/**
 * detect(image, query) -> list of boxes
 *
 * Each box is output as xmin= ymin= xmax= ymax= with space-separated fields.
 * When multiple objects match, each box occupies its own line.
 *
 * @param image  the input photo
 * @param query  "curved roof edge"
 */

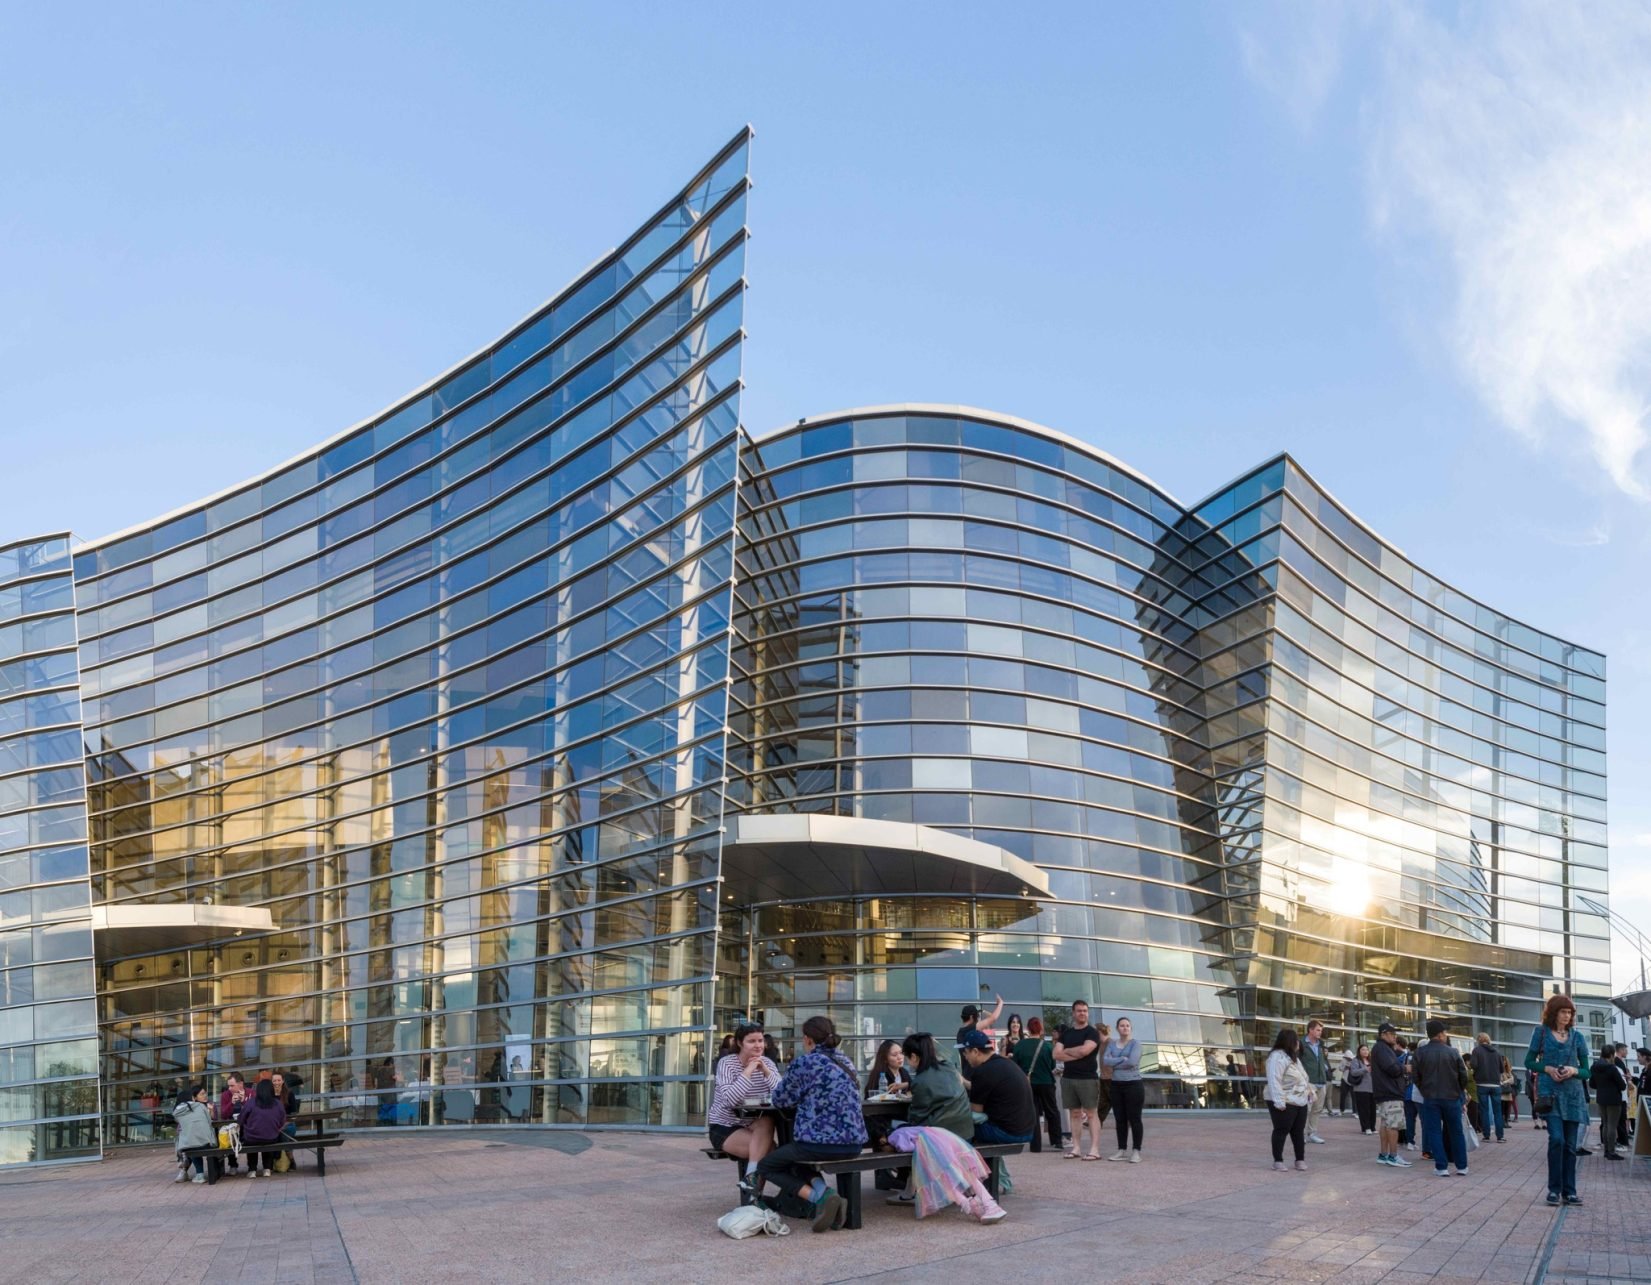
xmin=80 ymin=125 xmax=756 ymax=554
xmin=755 ymin=404 xmax=1186 ymax=510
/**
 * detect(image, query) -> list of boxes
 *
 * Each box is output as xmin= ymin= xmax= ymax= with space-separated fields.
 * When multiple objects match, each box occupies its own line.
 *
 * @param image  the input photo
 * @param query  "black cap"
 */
xmin=1378 ymin=1021 xmax=1397 ymax=1034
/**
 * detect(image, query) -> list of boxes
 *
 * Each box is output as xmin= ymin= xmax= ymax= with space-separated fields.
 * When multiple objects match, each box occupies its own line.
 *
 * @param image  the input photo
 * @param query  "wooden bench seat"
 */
xmin=180 ymin=1134 xmax=345 ymax=1183
xmin=813 ymin=1142 xmax=1023 ymax=1230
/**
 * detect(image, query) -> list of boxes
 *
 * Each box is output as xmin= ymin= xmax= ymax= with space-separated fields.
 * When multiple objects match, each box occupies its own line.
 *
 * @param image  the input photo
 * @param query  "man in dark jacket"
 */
xmin=1589 ymin=1045 xmax=1628 ymax=1159
xmin=1415 ymin=1019 xmax=1469 ymax=1177
xmin=1370 ymin=1022 xmax=1412 ymax=1168
xmin=1469 ymin=1034 xmax=1505 ymax=1142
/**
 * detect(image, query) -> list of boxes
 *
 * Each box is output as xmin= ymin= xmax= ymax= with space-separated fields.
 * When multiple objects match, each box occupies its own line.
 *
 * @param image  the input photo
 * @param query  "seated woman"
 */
xmin=239 ymin=1078 xmax=287 ymax=1178
xmin=752 ymin=1016 xmax=867 ymax=1233
xmin=901 ymin=1032 xmax=974 ymax=1141
xmin=707 ymin=1023 xmax=780 ymax=1194
xmin=885 ymin=1033 xmax=1005 ymax=1223
xmin=864 ymin=1039 xmax=913 ymax=1152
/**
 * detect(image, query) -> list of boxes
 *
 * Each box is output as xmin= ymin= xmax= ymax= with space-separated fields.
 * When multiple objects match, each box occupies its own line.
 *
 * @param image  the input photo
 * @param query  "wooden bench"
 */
xmin=180 ymin=1134 xmax=345 ymax=1183
xmin=813 ymin=1142 xmax=1023 ymax=1230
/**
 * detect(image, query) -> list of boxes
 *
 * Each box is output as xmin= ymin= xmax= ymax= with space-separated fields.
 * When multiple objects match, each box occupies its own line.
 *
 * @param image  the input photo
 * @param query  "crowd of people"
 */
xmin=709 ymin=992 xmax=1648 ymax=1232
xmin=1262 ymin=994 xmax=1647 ymax=1207
xmin=170 ymin=1069 xmax=305 ymax=1182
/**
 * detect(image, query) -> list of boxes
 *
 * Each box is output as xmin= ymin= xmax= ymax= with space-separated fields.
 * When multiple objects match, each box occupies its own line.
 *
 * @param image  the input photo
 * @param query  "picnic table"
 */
xmin=287 ymin=1108 xmax=347 ymax=1140
xmin=717 ymin=1093 xmax=1021 ymax=1229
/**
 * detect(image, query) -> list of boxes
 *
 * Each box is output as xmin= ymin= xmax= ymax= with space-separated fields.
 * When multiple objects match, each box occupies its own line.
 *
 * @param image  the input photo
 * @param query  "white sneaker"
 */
xmin=190 ymin=1173 xmax=206 ymax=1184
xmin=1128 ymin=1150 xmax=1141 ymax=1163
xmin=1107 ymin=1150 xmax=1129 ymax=1161
xmin=1308 ymin=1134 xmax=1326 ymax=1144
xmin=173 ymin=1170 xmax=187 ymax=1183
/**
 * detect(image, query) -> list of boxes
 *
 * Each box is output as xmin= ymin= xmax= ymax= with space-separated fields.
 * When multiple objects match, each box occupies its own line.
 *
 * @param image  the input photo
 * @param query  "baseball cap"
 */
xmin=960 ymin=1029 xmax=994 ymax=1051
xmin=1377 ymin=1021 xmax=1397 ymax=1035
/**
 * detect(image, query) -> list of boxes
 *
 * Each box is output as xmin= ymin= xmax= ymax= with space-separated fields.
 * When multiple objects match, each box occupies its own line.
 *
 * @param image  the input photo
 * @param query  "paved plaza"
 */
xmin=0 ymin=1111 xmax=1645 ymax=1284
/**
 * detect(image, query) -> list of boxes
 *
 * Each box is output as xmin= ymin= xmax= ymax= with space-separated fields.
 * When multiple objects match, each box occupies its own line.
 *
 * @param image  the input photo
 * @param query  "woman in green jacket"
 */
xmin=899 ymin=1032 xmax=974 ymax=1141
xmin=1013 ymin=1016 xmax=1060 ymax=1153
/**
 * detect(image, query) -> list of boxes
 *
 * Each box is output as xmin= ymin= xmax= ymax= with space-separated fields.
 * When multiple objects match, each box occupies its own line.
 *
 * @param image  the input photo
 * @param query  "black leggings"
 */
xmin=1031 ymin=1083 xmax=1062 ymax=1152
xmin=1355 ymin=1093 xmax=1376 ymax=1132
xmin=1269 ymin=1103 xmax=1306 ymax=1162
xmin=754 ymin=1140 xmax=861 ymax=1201
xmin=1112 ymin=1080 xmax=1145 ymax=1151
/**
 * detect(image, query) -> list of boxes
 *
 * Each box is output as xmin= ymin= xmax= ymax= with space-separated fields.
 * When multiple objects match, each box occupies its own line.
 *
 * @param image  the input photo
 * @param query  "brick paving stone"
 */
xmin=0 ymin=1111 xmax=1645 ymax=1283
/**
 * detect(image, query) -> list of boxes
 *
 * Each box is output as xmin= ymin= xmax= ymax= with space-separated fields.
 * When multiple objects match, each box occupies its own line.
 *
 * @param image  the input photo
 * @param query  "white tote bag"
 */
xmin=717 ymin=1205 xmax=791 ymax=1239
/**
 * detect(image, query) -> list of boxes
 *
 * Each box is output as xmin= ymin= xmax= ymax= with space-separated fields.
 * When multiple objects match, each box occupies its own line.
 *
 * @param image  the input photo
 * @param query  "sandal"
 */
xmin=1063 ymin=1150 xmax=1080 ymax=1158
xmin=1081 ymin=1153 xmax=1102 ymax=1161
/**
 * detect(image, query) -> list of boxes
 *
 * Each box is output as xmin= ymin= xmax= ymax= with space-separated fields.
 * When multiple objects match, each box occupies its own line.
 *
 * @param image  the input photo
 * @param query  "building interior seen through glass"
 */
xmin=0 ymin=133 xmax=1610 ymax=1166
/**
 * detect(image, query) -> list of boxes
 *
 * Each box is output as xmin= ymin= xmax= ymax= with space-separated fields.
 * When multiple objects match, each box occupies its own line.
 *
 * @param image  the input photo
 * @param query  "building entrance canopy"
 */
xmin=718 ymin=814 xmax=1051 ymax=906
xmin=90 ymin=904 xmax=275 ymax=959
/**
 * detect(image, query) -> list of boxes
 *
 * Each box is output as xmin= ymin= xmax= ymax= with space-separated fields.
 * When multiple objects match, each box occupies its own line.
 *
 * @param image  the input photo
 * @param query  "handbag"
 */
xmin=273 ymin=1150 xmax=292 ymax=1174
xmin=717 ymin=1204 xmax=791 ymax=1239
xmin=1530 ymin=1027 xmax=1560 ymax=1115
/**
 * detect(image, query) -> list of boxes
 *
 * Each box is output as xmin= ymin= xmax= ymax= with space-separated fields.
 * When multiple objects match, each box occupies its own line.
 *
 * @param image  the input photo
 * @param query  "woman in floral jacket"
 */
xmin=752 ymin=1015 xmax=868 ymax=1233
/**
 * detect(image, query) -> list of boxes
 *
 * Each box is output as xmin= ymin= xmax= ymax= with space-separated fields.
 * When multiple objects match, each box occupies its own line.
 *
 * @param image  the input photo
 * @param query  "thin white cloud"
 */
xmin=1242 ymin=2 xmax=1651 ymax=499
xmin=1536 ymin=519 xmax=1611 ymax=548
xmin=1236 ymin=3 xmax=1354 ymax=134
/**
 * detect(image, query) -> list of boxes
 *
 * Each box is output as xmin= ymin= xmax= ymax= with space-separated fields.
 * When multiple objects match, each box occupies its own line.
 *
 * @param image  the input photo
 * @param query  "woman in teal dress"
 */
xmin=1524 ymin=993 xmax=1590 ymax=1206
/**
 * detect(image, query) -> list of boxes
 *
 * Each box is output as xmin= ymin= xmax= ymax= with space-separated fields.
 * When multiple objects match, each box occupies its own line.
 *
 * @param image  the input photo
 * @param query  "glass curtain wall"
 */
xmin=721 ymin=413 xmax=1609 ymax=1103
xmin=0 ymin=536 xmax=101 ymax=1167
xmin=72 ymin=132 xmax=751 ymax=1141
xmin=1191 ymin=459 xmax=1612 ymax=1057
xmin=725 ymin=412 xmax=1249 ymax=1099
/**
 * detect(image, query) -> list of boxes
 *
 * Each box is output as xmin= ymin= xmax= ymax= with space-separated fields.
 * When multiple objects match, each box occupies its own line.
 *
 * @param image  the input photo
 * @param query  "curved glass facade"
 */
xmin=0 ymin=138 xmax=1611 ymax=1165
xmin=718 ymin=411 xmax=1611 ymax=1102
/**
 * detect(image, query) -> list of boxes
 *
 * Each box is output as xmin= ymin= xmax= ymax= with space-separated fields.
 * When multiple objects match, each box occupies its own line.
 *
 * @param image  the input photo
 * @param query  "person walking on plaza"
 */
xmin=1264 ymin=1028 xmax=1314 ymax=1171
xmin=1398 ymin=1038 xmax=1420 ymax=1150
xmin=1612 ymin=1045 xmax=1631 ymax=1151
xmin=1416 ymin=1019 xmax=1470 ymax=1177
xmin=1054 ymin=1001 xmax=1104 ymax=1159
xmin=1334 ymin=1047 xmax=1357 ymax=1117
xmin=1525 ymin=993 xmax=1589 ymax=1207
xmin=1349 ymin=1044 xmax=1376 ymax=1135
xmin=1500 ymin=1056 xmax=1518 ymax=1125
xmin=1299 ymin=1020 xmax=1331 ymax=1143
xmin=1011 ymin=1017 xmax=1061 ymax=1153
xmin=1370 ymin=1023 xmax=1412 ymax=1167
xmin=960 ymin=1029 xmax=1036 ymax=1146
xmin=1469 ymin=1033 xmax=1505 ymax=1143
xmin=1103 ymin=1015 xmax=1145 ymax=1162
xmin=1589 ymin=1043 xmax=1628 ymax=1161
xmin=753 ymin=1015 xmax=866 ymax=1232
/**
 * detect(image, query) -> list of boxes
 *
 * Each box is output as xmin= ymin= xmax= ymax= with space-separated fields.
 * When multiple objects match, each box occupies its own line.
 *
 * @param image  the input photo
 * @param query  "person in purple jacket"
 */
xmin=238 ymin=1077 xmax=287 ymax=1178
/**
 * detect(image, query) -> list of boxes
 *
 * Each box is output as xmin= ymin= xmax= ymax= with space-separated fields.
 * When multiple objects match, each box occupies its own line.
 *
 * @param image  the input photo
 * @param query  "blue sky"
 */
xmin=3 ymin=3 xmax=1647 ymax=986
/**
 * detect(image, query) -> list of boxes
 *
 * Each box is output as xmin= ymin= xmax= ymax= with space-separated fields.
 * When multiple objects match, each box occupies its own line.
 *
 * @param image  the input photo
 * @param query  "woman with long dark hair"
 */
xmin=1264 ymin=1028 xmax=1313 ymax=1171
xmin=1000 ymin=1013 xmax=1024 ymax=1058
xmin=752 ymin=1016 xmax=867 ymax=1232
xmin=1526 ymin=993 xmax=1590 ymax=1206
xmin=865 ymin=1039 xmax=912 ymax=1095
xmin=238 ymin=1077 xmax=287 ymax=1178
xmin=865 ymin=1037 xmax=912 ymax=1151
xmin=1350 ymin=1044 xmax=1377 ymax=1135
